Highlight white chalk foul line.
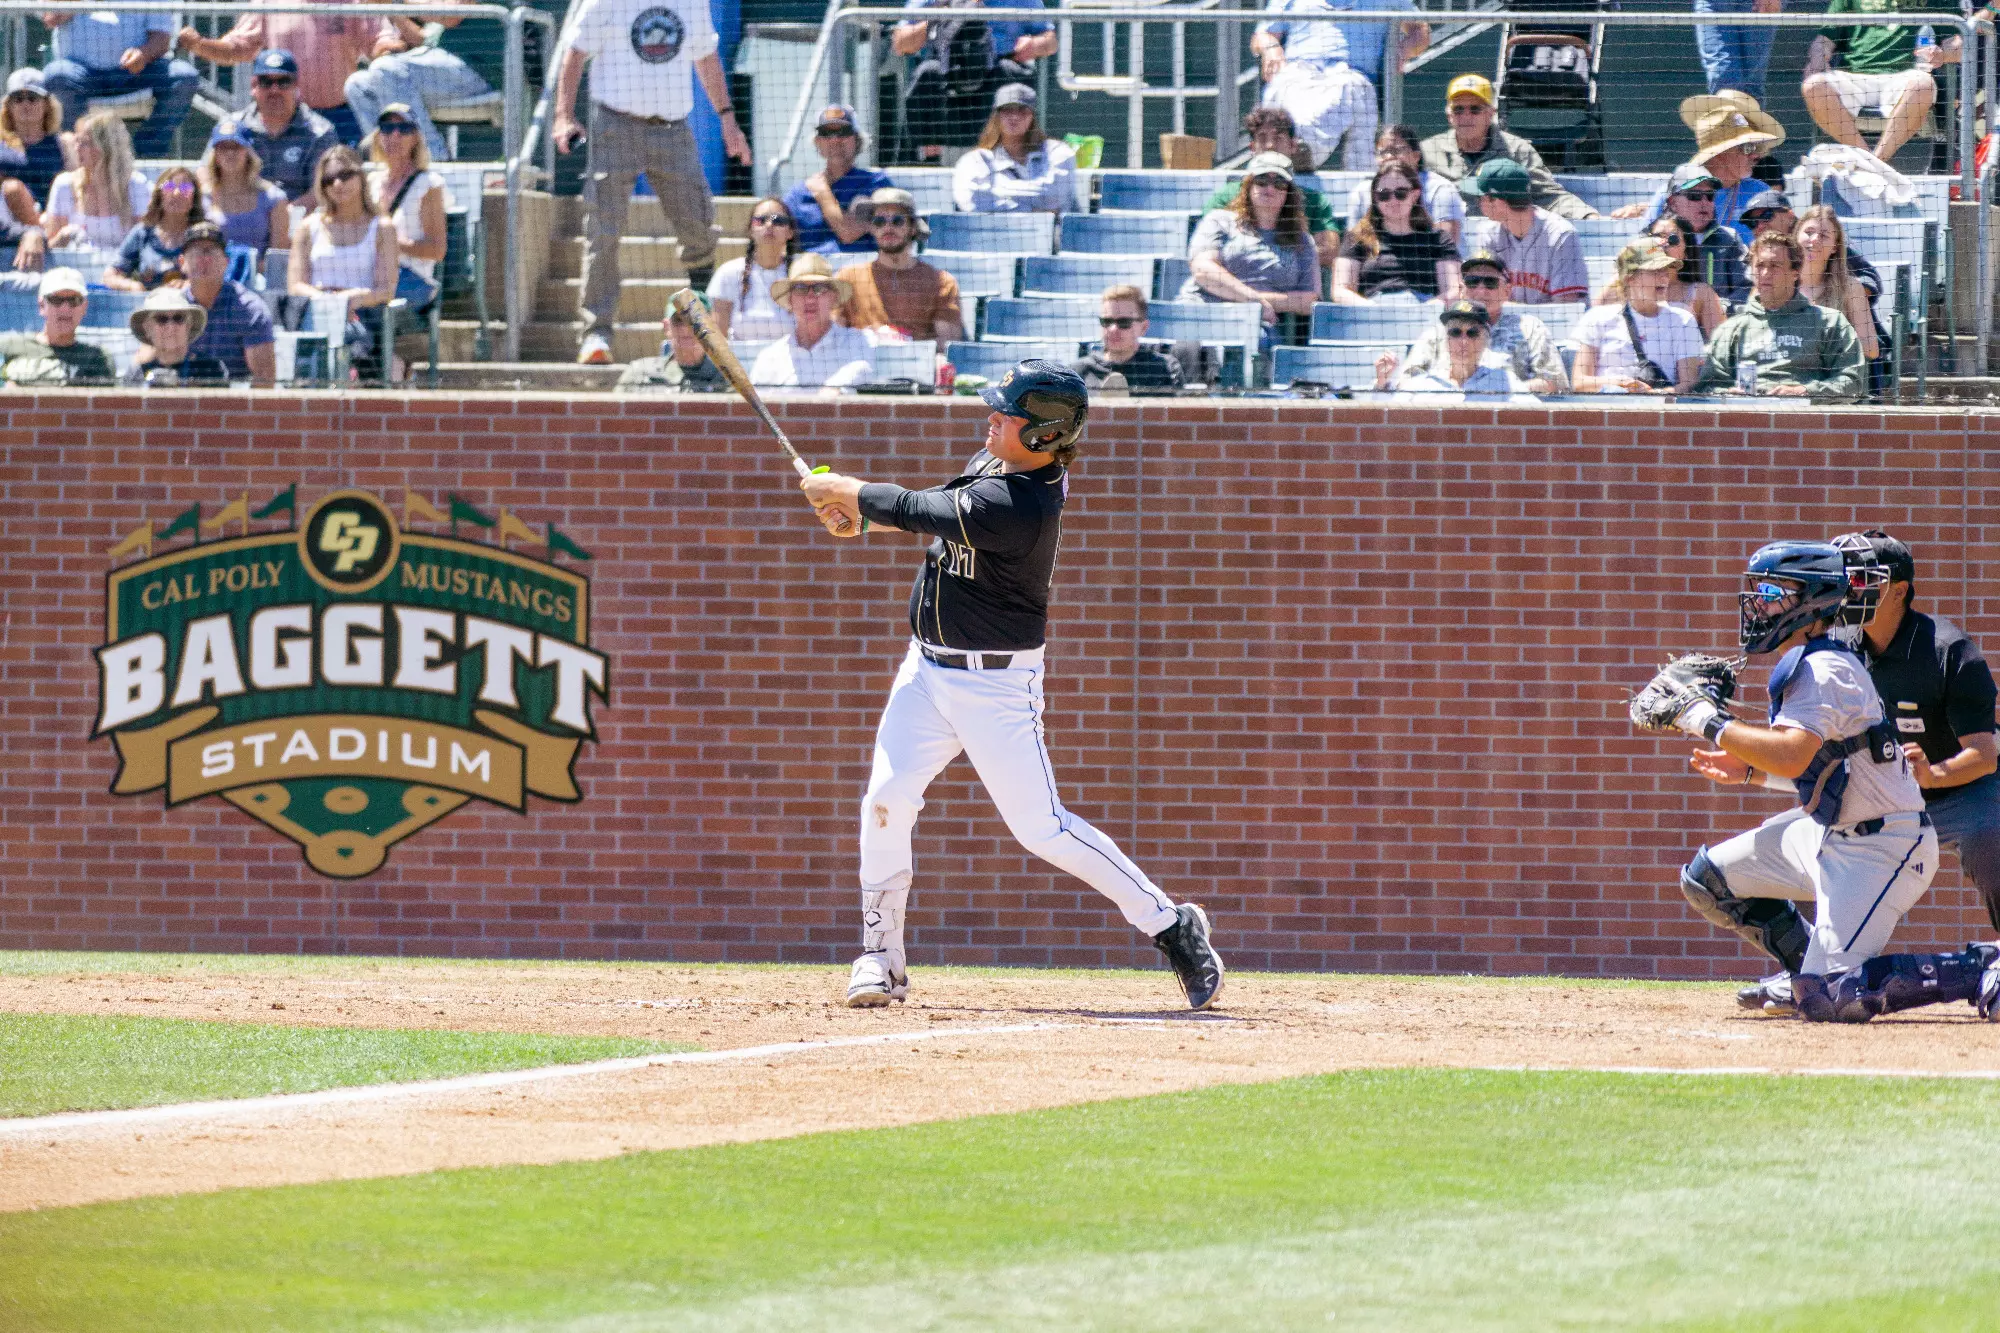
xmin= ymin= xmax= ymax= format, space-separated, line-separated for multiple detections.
xmin=1472 ymin=1063 xmax=2000 ymax=1081
xmin=0 ymin=1022 xmax=1055 ymax=1140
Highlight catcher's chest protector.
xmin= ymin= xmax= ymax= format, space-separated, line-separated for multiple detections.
xmin=1767 ymin=638 xmax=1901 ymax=827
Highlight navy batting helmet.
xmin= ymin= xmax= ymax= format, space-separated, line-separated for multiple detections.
xmin=980 ymin=359 xmax=1089 ymax=454
xmin=1739 ymin=541 xmax=1850 ymax=654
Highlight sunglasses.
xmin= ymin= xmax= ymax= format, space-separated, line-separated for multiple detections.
xmin=43 ymin=293 xmax=84 ymax=306
xmin=1651 ymin=232 xmax=1686 ymax=247
xmin=1678 ymin=189 xmax=1717 ymax=202
xmin=254 ymin=76 xmax=295 ymax=88
xmin=322 ymin=169 xmax=360 ymax=185
xmin=815 ymin=128 xmax=856 ymax=139
xmin=1749 ymin=581 xmax=1793 ymax=603
xmin=1461 ymin=274 xmax=1504 ymax=289
xmin=1251 ymin=175 xmax=1289 ymax=189
xmin=160 ymin=180 xmax=195 ymax=195
xmin=377 ymin=121 xmax=418 ymax=136
xmin=1098 ymin=316 xmax=1139 ymax=329
xmin=1374 ymin=187 xmax=1414 ymax=203
xmin=1444 ymin=324 xmax=1486 ymax=339
xmin=1447 ymin=103 xmax=1488 ymax=116
xmin=150 ymin=312 xmax=190 ymax=326
xmin=750 ymin=214 xmax=793 ymax=227
xmin=870 ymin=213 xmax=913 ymax=228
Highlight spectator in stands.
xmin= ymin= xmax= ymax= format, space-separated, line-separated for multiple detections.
xmin=1074 ymin=284 xmax=1184 ymax=390
xmin=344 ymin=0 xmax=494 ymax=162
xmin=1394 ymin=249 xmax=1565 ymax=392
xmin=365 ymin=104 xmax=447 ymax=325
xmin=124 ymin=285 xmax=227 ymax=385
xmin=835 ymin=187 xmax=963 ymax=344
xmin=1697 ymin=232 xmax=1866 ymax=401
xmin=1457 ymin=160 xmax=1587 ymax=305
xmin=1795 ymin=205 xmax=1881 ymax=365
xmin=2 ymin=71 xmax=68 ymax=207
xmin=1694 ymin=0 xmax=1783 ymax=106
xmin=706 ymin=197 xmax=797 ymax=342
xmin=41 ymin=110 xmax=149 ymax=250
xmin=288 ymin=146 xmax=398 ymax=375
xmin=1570 ymin=238 xmax=1704 ymax=394
xmin=0 ymin=267 xmax=113 ymax=384
xmin=550 ymin=0 xmax=750 ymax=365
xmin=1348 ymin=124 xmax=1464 ymax=246
xmin=1371 ymin=298 xmax=1529 ymax=398
xmin=199 ymin=122 xmax=292 ymax=252
xmin=41 ymin=7 xmax=198 ymax=160
xmin=780 ymin=105 xmax=890 ymax=259
xmin=952 ymin=84 xmax=1075 ymax=213
xmin=617 ymin=306 xmax=728 ymax=391
xmin=201 ymin=53 xmax=339 ymax=203
xmin=1332 ymin=162 xmax=1459 ymax=305
xmin=1420 ymin=75 xmax=1595 ymax=221
xmin=0 ymin=169 xmax=47 ymax=284
xmin=1804 ymin=0 xmax=1961 ymax=164
xmin=1180 ymin=152 xmax=1321 ymax=338
xmin=1612 ymin=94 xmax=1783 ymax=228
xmin=1250 ymin=0 xmax=1430 ymax=170
xmin=182 ymin=221 xmax=276 ymax=382
xmin=104 ymin=166 xmax=212 ymax=291
xmin=1202 ymin=108 xmax=1341 ymax=267
xmin=1629 ymin=213 xmax=1727 ymax=336
xmin=1733 ymin=187 xmax=1795 ymax=245
xmin=1654 ymin=163 xmax=1749 ymax=306
xmin=891 ymin=0 xmax=1055 ymax=164
xmin=180 ymin=12 xmax=395 ymax=147
xmin=749 ymin=255 xmax=875 ymax=389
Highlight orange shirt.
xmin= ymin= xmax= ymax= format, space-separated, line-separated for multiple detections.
xmin=835 ymin=259 xmax=961 ymax=341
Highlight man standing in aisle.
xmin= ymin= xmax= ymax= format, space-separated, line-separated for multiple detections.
xmin=552 ymin=0 xmax=751 ymax=365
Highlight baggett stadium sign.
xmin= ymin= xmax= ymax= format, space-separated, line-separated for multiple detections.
xmin=92 ymin=487 xmax=608 ymax=877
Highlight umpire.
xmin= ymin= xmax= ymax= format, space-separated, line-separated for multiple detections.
xmin=1845 ymin=530 xmax=2000 ymax=921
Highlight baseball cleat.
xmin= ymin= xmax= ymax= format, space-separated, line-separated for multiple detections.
xmin=845 ymin=953 xmax=909 ymax=1008
xmin=1736 ymin=971 xmax=1796 ymax=1015
xmin=1153 ymin=903 xmax=1224 ymax=1011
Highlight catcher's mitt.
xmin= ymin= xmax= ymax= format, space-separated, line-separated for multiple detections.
xmin=1629 ymin=653 xmax=1743 ymax=737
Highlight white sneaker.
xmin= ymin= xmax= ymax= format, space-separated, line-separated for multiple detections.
xmin=577 ymin=332 xmax=613 ymax=365
xmin=845 ymin=953 xmax=908 ymax=1008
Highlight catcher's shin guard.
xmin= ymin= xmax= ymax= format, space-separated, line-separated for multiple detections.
xmin=1836 ymin=946 xmax=1996 ymax=1018
xmin=1792 ymin=972 xmax=1872 ymax=1023
xmin=1679 ymin=849 xmax=1810 ymax=974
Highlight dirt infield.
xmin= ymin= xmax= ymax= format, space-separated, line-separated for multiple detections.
xmin=6 ymin=959 xmax=2000 ymax=1214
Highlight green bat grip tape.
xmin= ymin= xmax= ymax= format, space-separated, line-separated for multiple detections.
xmin=809 ymin=466 xmax=867 ymax=532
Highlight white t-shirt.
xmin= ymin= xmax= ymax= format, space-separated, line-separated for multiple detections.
xmin=1774 ymin=646 xmax=1922 ymax=825
xmin=47 ymin=170 xmax=152 ymax=251
xmin=370 ymin=167 xmax=450 ymax=283
xmin=1571 ymin=302 xmax=1703 ymax=387
xmin=706 ymin=256 xmax=795 ymax=342
xmin=749 ymin=324 xmax=874 ymax=388
xmin=570 ymin=0 xmax=720 ymax=121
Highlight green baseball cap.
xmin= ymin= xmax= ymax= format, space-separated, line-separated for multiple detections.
xmin=1457 ymin=158 xmax=1534 ymax=206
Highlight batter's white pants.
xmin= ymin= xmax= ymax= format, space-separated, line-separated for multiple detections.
xmin=1706 ymin=806 xmax=1938 ymax=974
xmin=1263 ymin=61 xmax=1378 ymax=171
xmin=857 ymin=643 xmax=1181 ymax=962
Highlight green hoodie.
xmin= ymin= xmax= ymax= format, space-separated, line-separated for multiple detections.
xmin=1696 ymin=293 xmax=1867 ymax=402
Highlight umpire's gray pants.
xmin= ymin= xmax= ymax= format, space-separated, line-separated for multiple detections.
xmin=579 ymin=103 xmax=716 ymax=335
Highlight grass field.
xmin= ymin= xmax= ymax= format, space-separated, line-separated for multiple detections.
xmin=7 ymin=1069 xmax=2000 ymax=1331
xmin=0 ymin=1013 xmax=692 ymax=1117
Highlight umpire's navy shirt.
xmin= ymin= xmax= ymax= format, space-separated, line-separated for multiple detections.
xmin=1864 ymin=609 xmax=2000 ymax=804
xmin=856 ymin=450 xmax=1066 ymax=652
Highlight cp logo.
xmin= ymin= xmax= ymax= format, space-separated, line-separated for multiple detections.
xmin=299 ymin=490 xmax=401 ymax=593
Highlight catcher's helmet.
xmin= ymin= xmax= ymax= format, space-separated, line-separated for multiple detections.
xmin=1831 ymin=529 xmax=1915 ymax=626
xmin=1739 ymin=541 xmax=1850 ymax=654
xmin=980 ymin=359 xmax=1089 ymax=454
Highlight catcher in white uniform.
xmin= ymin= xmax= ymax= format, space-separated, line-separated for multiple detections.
xmin=799 ymin=359 xmax=1225 ymax=1012
xmin=1631 ymin=540 xmax=1979 ymax=1023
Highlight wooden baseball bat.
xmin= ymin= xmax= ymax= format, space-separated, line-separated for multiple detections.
xmin=667 ymin=287 xmax=854 ymax=533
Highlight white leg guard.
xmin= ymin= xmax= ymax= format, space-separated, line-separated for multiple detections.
xmin=860 ymin=881 xmax=909 ymax=975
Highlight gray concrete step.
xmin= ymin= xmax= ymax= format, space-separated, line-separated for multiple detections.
xmin=535 ymin=276 xmax=689 ymax=323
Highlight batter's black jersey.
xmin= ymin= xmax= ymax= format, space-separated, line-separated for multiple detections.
xmin=855 ymin=450 xmax=1067 ymax=652
xmin=1864 ymin=610 xmax=2000 ymax=800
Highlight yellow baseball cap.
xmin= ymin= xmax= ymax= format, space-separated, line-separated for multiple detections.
xmin=1446 ymin=74 xmax=1495 ymax=106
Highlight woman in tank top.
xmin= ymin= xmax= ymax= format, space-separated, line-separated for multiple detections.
xmin=363 ymin=104 xmax=448 ymax=315
xmin=41 ymin=111 xmax=148 ymax=250
xmin=198 ymin=122 xmax=290 ymax=252
xmin=287 ymin=147 xmax=398 ymax=375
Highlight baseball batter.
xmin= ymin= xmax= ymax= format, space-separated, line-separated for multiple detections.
xmin=1635 ymin=541 xmax=1940 ymax=1022
xmin=797 ymin=359 xmax=1225 ymax=1011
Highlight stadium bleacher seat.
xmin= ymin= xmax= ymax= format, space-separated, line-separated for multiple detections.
xmin=1096 ymin=171 xmax=1224 ymax=214
xmin=886 ymin=170 xmax=956 ymax=216
xmin=867 ymin=339 xmax=937 ymax=384
xmin=1571 ymin=217 xmax=1646 ymax=261
xmin=1272 ymin=343 xmax=1402 ymax=390
xmin=925 ymin=213 xmax=1055 ymax=256
xmin=1310 ymin=302 xmax=1440 ymax=347
xmin=1532 ymin=302 xmax=1588 ymax=345
xmin=1019 ymin=255 xmax=1156 ymax=301
xmin=947 ymin=340 xmax=1080 ymax=380
xmin=917 ymin=251 xmax=1018 ymax=299
xmin=981 ymin=297 xmax=1103 ymax=343
xmin=1555 ymin=174 xmax=1669 ymax=215
xmin=1141 ymin=299 xmax=1264 ymax=386
xmin=1059 ymin=213 xmax=1192 ymax=258
xmin=1156 ymin=257 xmax=1193 ymax=302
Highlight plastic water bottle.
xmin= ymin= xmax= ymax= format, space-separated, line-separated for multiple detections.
xmin=1915 ymin=25 xmax=1936 ymax=61
xmin=1735 ymin=353 xmax=1760 ymax=396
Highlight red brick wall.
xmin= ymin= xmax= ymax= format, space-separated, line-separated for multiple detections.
xmin=5 ymin=391 xmax=1995 ymax=978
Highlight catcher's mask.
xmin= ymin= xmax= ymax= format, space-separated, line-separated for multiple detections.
xmin=980 ymin=359 xmax=1089 ymax=454
xmin=1831 ymin=529 xmax=1913 ymax=626
xmin=1739 ymin=541 xmax=1850 ymax=654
